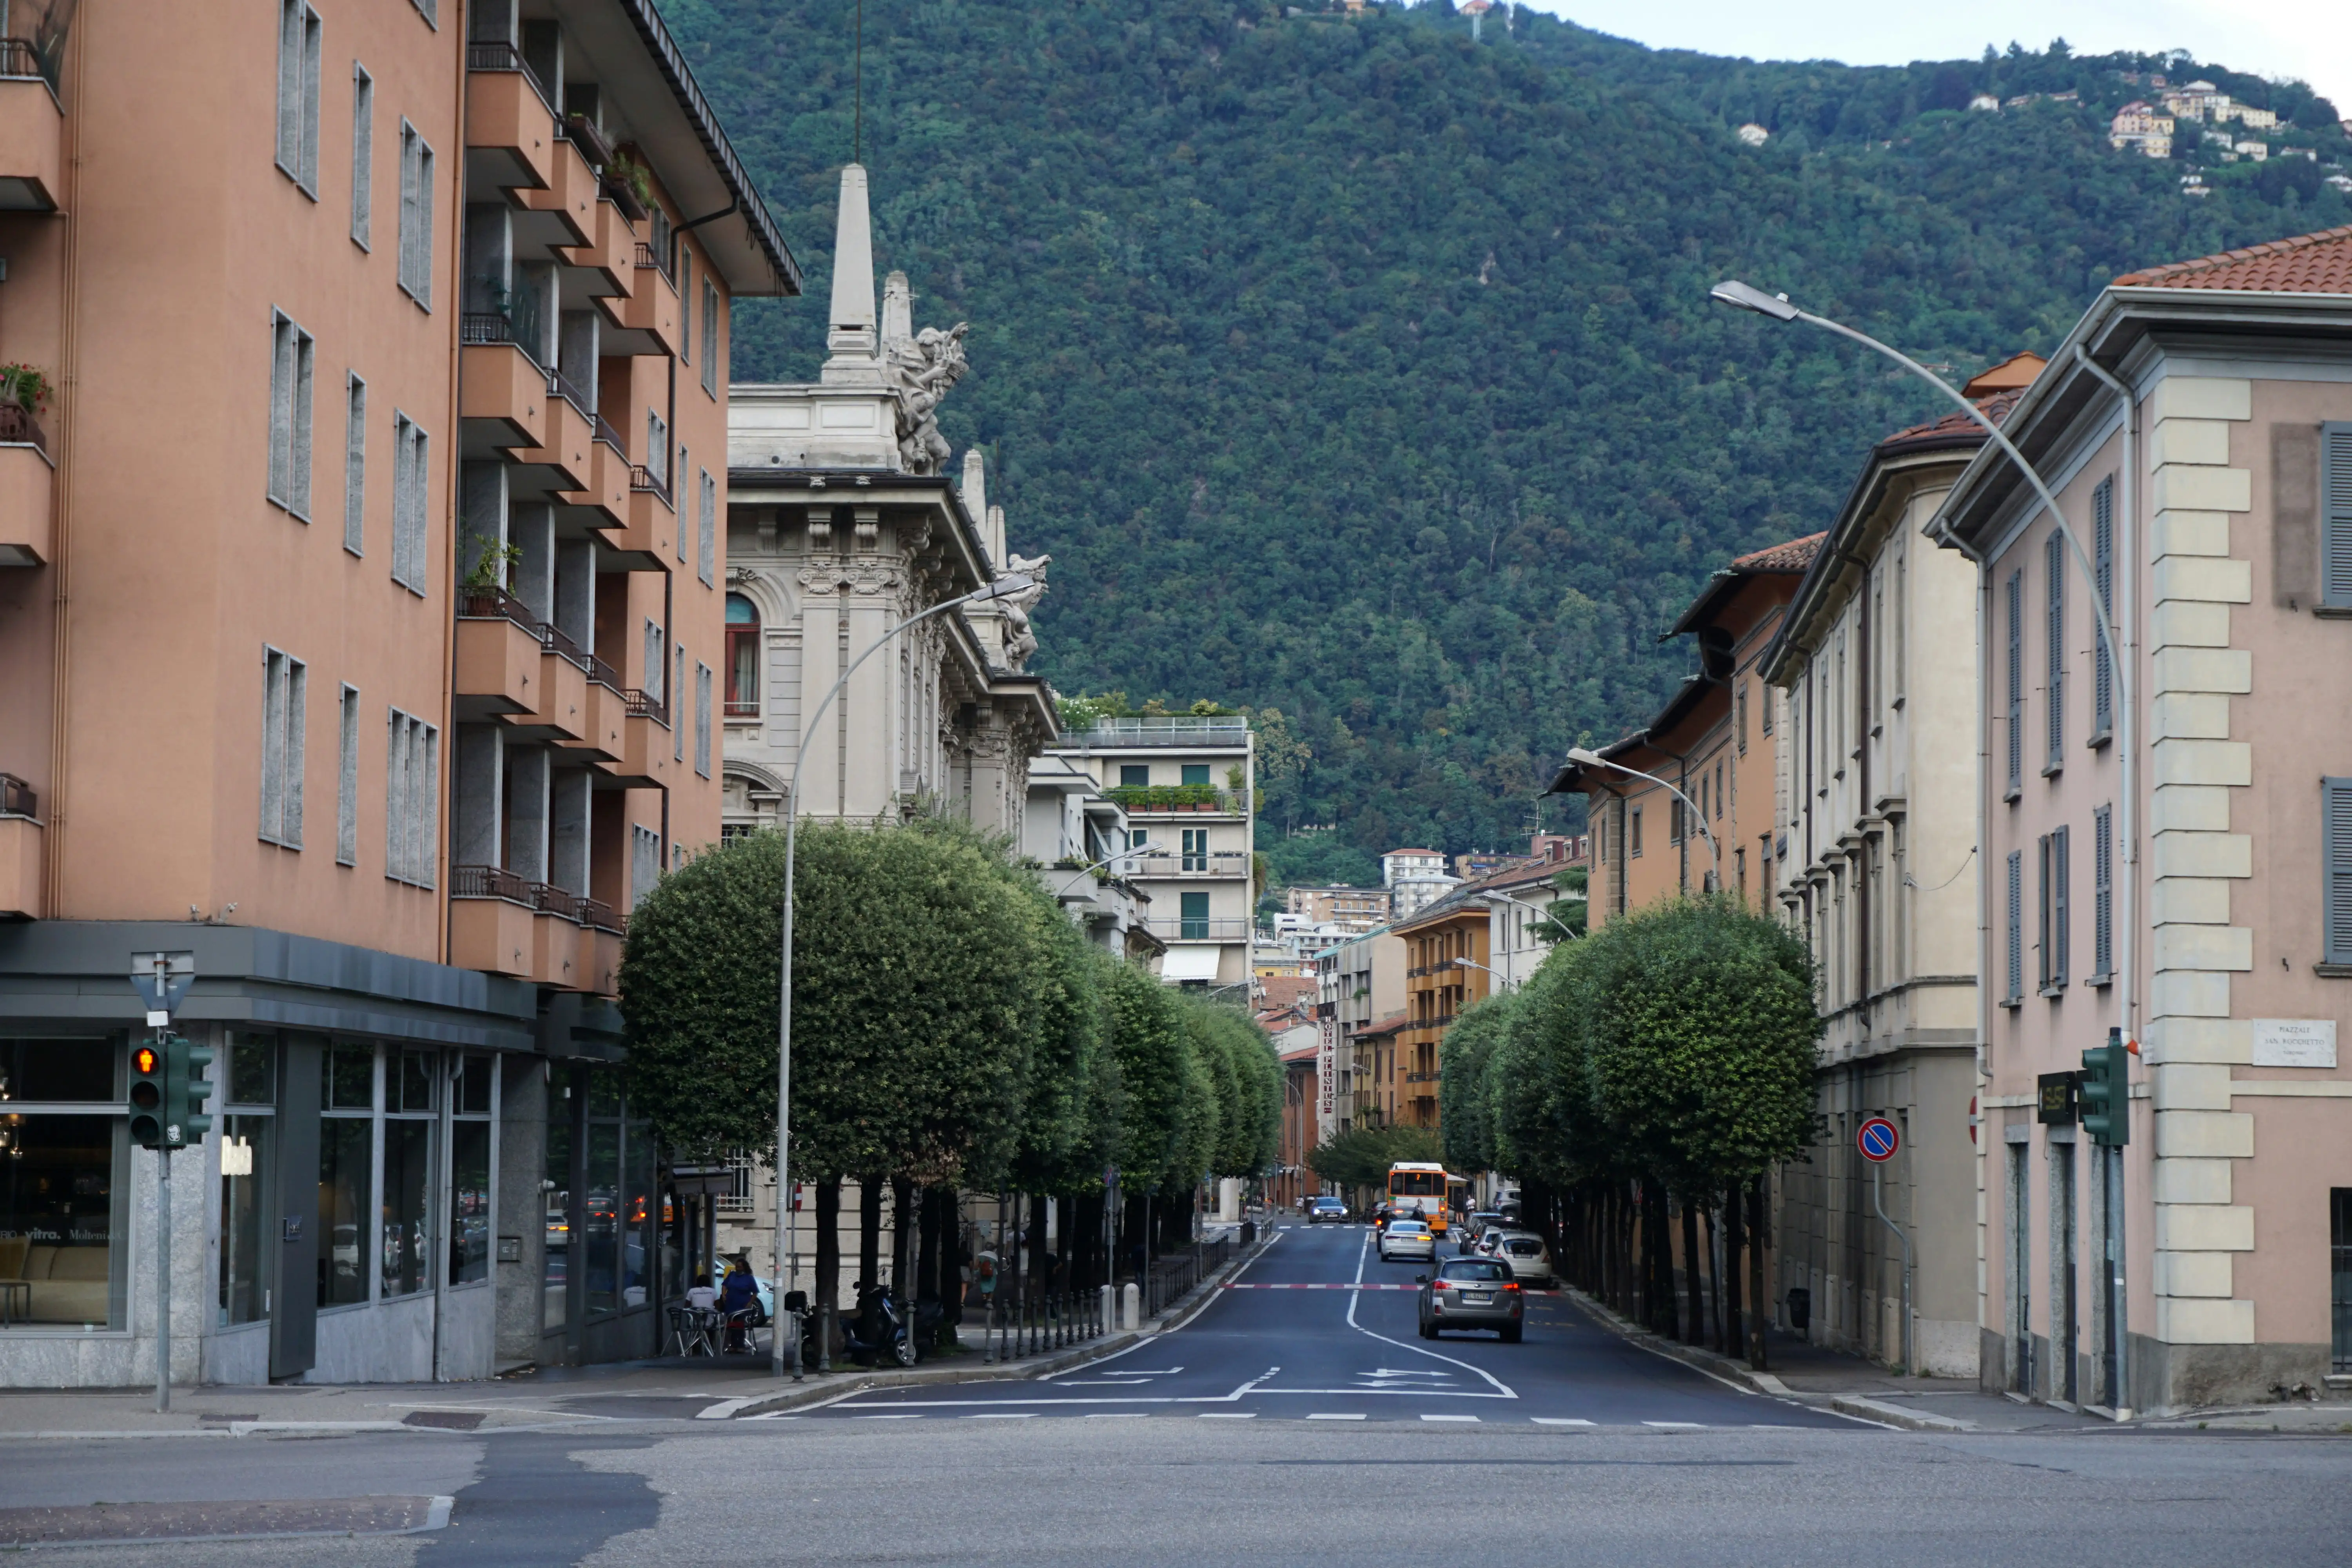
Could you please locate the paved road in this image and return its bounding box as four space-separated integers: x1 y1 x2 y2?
805 1220 1852 1427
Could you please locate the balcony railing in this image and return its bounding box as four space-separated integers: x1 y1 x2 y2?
3 29 66 94
1145 917 1251 942
549 368 593 421
1105 785 1243 815
465 40 554 114
561 112 615 169
460 310 545 371
0 403 47 456
1078 716 1251 746
459 585 592 672
1126 851 1250 878
452 865 626 935
1404 1071 1439 1084
0 773 36 819
593 412 627 454
723 697 760 720
587 654 624 693
623 688 669 729
451 864 532 904
633 240 675 287
630 465 671 509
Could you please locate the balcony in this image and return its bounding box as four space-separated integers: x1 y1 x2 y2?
1126 851 1250 880
0 774 40 919
517 130 595 247
1106 786 1245 817
563 195 635 299
448 866 535 978
598 466 675 564
453 590 547 716
1070 716 1252 749
607 690 672 789
560 417 630 529
457 330 547 451
1143 917 1251 943
462 45 557 193
0 407 53 566
522 371 593 491
563 661 628 764
0 39 63 212
606 247 680 356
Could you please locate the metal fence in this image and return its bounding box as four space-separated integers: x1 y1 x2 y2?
980 1285 1108 1365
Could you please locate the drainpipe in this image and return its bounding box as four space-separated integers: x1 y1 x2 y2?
2073 343 2136 1420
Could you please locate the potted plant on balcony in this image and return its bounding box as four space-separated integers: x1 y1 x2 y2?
603 147 653 224
0 364 49 446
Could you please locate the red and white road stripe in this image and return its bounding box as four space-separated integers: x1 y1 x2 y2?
1220 1283 1560 1295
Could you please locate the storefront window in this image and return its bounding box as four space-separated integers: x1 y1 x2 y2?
381 1050 434 1298
448 1054 494 1288
318 1043 376 1307
583 1120 620 1316
543 1076 572 1333
218 1030 276 1328
0 1039 126 1331
622 1113 651 1309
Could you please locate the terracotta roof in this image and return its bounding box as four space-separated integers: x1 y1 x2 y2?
1728 532 1825 573
2112 225 2352 294
1883 386 2025 446
1258 976 1316 1011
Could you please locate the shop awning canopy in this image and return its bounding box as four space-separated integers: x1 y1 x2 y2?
1159 946 1222 982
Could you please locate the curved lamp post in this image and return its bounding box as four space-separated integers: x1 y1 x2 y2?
1564 745 1719 886
771 572 1032 1380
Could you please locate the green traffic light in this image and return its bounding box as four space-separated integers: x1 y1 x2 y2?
2080 1027 2129 1148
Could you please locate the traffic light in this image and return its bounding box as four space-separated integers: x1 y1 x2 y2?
2080 1027 2129 1148
128 1041 165 1149
163 1032 215 1147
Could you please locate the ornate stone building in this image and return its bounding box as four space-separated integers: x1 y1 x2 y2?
721 166 1056 839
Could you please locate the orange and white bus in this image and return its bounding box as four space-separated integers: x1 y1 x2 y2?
1387 1162 1455 1237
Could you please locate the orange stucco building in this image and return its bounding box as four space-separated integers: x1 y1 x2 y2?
0 0 795 1388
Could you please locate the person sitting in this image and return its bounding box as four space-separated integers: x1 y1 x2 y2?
717 1258 760 1351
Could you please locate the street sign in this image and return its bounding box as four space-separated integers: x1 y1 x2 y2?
129 952 195 1026
1857 1117 1900 1163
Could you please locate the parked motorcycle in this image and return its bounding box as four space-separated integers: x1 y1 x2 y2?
842 1280 917 1368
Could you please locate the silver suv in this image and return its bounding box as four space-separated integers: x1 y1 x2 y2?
1416 1257 1523 1341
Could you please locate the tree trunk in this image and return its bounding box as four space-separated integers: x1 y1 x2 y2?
1748 1175 1769 1370
1723 1179 1745 1365
891 1176 916 1300
814 1180 841 1368
1708 1202 1726 1353
858 1176 882 1296
915 1185 942 1351
1681 1194 1705 1345
1647 1185 1673 1334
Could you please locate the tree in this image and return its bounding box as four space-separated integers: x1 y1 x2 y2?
1309 1123 1443 1195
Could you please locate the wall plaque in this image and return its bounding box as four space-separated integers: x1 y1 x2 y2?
2252 1018 2336 1069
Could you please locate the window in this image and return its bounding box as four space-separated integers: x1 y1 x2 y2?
219 1032 276 1328
698 468 716 585
676 446 690 561
385 707 439 888
1737 679 1749 754
2323 425 2352 609
579 1071 651 1318
1669 796 1683 847
381 1050 435 1299
336 684 359 866
449 1054 495 1288
724 594 760 717
396 120 434 307
647 411 669 488
0 1039 129 1329
1760 681 1773 735
674 646 687 761
318 1042 375 1307
1181 764 1210 788
2004 570 2023 797
275 1 321 196
643 619 666 706
701 277 721 397
342 374 366 554
694 661 711 778
2092 804 2113 984
2038 826 2070 994
1892 546 1907 706
268 312 316 518
1630 805 1644 858
631 823 662 910
679 252 692 365
390 412 428 593
2044 532 2065 773
2004 850 2024 1004
408 0 438 26
1715 762 1724 819
2091 477 2114 742
1120 765 1149 788
1182 828 1209 871
543 1065 572 1333
260 646 307 849
2325 777 2352 966
1180 890 1210 940
349 64 373 247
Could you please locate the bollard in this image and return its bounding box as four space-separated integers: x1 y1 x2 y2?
1120 1281 1140 1332
1100 1283 1114 1336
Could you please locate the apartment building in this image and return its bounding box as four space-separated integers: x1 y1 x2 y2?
1933 226 2352 1413
1046 715 1256 988
1314 924 1406 1139
1382 848 1458 920
1285 883 1391 932
1760 358 2036 1377
1023 753 1154 962
1550 534 1820 926
0 0 793 1389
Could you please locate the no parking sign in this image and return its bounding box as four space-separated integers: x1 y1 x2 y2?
1857 1117 1899 1163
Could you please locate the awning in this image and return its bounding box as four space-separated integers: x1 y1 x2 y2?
1159 946 1222 982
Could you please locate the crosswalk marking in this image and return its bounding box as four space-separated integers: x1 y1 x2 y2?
1532 1417 1595 1426
1420 1413 1480 1423
1306 1413 1367 1420
971 1412 1035 1419
1198 1412 1256 1419
1643 1421 1704 1429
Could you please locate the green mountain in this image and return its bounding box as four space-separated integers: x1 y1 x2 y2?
661 0 2348 860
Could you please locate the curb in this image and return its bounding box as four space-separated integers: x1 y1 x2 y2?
1827 1395 1977 1433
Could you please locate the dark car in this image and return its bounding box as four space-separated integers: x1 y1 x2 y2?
1306 1196 1347 1224
1416 1257 1523 1341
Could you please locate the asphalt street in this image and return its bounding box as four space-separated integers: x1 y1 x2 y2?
806 1218 1854 1426
4 1222 2348 1565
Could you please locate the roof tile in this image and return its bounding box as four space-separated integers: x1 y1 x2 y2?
1729 532 1826 572
2112 224 2352 293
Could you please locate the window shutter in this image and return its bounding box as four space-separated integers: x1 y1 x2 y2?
2325 425 2352 609
2327 778 2352 965
350 66 372 249
2092 478 2114 739
2045 532 2064 770
2005 849 2023 1001
2052 823 2069 986
2005 571 2022 793
2093 804 2113 981
284 659 306 848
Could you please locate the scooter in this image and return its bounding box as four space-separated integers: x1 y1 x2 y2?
841 1280 917 1368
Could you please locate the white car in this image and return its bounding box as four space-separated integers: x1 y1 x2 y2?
1485 1229 1554 1287
1377 1218 1436 1264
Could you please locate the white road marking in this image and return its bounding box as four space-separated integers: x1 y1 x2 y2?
1643 1421 1704 1429
1083 1412 1150 1419
1532 1417 1595 1426
858 1414 923 1420
1420 1414 1480 1422
1344 1229 1519 1400
1306 1413 1367 1420
971 1412 1035 1419
1198 1412 1255 1419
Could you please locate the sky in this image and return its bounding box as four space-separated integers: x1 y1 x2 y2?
1514 0 2352 116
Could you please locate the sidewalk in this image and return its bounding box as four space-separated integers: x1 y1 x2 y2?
0 1238 1264 1439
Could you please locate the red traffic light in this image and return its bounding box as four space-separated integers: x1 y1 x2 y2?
133 1045 159 1076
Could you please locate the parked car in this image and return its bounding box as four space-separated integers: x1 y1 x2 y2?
1416 1257 1523 1341
1306 1196 1347 1224
1377 1218 1436 1264
1461 1210 1505 1252
1485 1230 1555 1287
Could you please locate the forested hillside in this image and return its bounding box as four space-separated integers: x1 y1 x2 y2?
659 0 2348 858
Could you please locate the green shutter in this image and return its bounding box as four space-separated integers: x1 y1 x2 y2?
2323 426 2352 608
2005 572 2023 794
2005 849 2024 1001
2326 779 2352 965
2092 478 2114 739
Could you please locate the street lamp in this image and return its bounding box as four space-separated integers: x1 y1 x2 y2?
770 572 1033 1380
1563 746 1719 886
1055 841 1152 898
